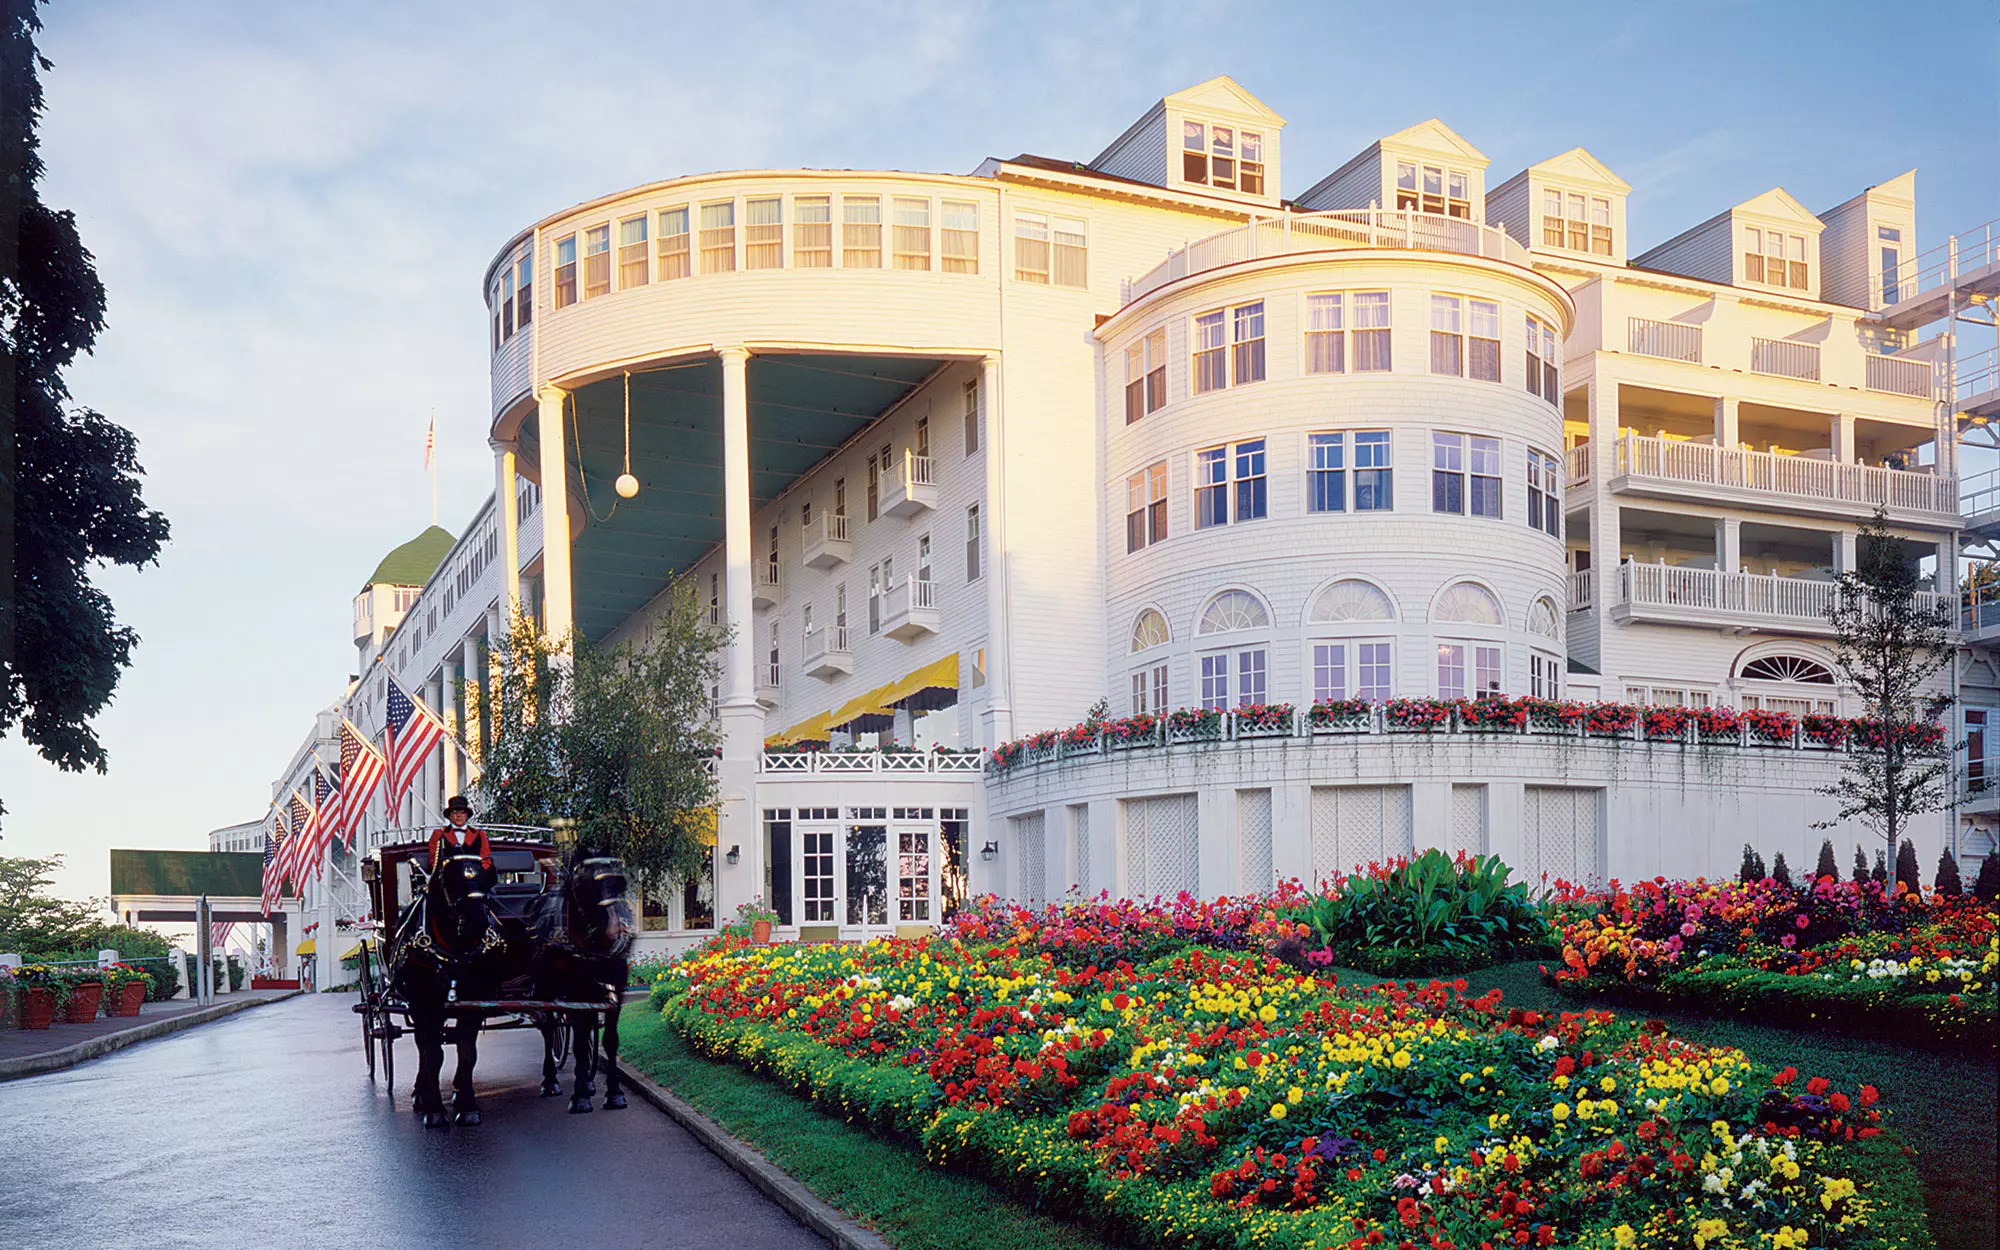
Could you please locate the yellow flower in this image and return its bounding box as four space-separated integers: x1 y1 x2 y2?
1614 1225 1636 1248
1551 1102 1571 1122
1391 1050 1412 1069
1269 1102 1287 1120
1709 1076 1730 1096
1258 1004 1278 1023
1433 1135 1450 1155
1287 1086 1304 1104
1599 1076 1616 1092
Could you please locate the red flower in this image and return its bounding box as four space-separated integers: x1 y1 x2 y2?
1859 1084 1879 1107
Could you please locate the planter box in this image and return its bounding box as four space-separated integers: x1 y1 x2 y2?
22 986 55 1030
1234 720 1293 739
1309 717 1370 735
109 981 146 1017
1527 718 1580 736
63 980 103 1023
1695 732 1742 747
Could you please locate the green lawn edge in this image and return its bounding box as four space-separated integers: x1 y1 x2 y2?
618 1006 1121 1250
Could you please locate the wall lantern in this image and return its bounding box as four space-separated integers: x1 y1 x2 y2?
725 844 741 865
979 840 999 861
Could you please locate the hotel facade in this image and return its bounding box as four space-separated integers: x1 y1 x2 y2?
234 78 2000 966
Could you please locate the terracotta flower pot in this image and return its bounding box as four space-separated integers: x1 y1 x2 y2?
63 980 104 1024
22 986 56 1030
111 981 147 1017
751 920 774 946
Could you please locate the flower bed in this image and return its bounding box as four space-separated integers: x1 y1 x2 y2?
1232 702 1295 736
1383 697 1451 732
1547 876 1998 1049
1308 698 1371 732
660 928 1916 1250
1456 697 1525 732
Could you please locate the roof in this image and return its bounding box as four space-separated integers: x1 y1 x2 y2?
109 849 267 899
363 525 455 591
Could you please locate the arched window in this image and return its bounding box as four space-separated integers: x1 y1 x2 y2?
1434 581 1503 625
1197 590 1270 635
1308 580 1396 624
1740 654 1834 684
1129 608 1171 652
1527 596 1560 639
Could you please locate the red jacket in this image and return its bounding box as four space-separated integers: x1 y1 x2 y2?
427 823 493 870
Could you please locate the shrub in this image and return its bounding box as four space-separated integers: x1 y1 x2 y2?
1935 848 1963 897
1895 839 1923 897
1872 850 1888 885
1853 844 1870 883
1770 851 1792 888
1815 839 1840 883
1739 843 1767 883
1975 855 2000 903
1270 850 1550 975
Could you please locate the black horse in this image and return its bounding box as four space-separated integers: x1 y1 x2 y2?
529 847 635 1114
388 850 506 1127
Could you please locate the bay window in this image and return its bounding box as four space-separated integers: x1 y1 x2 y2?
582 224 611 298
1306 293 1344 373
699 202 735 274
657 206 691 280
1353 291 1392 370
793 196 831 268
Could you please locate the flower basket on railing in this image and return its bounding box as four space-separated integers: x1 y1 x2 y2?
1104 712 1162 750
1519 697 1585 735
1583 702 1639 739
1307 698 1372 733
1694 706 1743 745
1456 696 1525 732
1384 698 1452 733
1166 706 1223 743
1057 723 1101 757
1231 702 1294 738
1025 729 1062 764
1800 713 1849 749
989 740 1026 772
1847 718 1944 754
1642 705 1694 742
1741 708 1796 746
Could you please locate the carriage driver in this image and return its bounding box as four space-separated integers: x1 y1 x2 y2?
427 795 494 871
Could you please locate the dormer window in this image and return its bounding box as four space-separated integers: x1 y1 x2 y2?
1182 120 1265 193
1396 162 1472 217
1745 227 1809 290
1542 189 1613 256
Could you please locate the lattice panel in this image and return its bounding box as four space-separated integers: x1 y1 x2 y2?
1124 795 1197 899
1237 789 1274 892
1524 787 1601 888
1013 811 1046 905
1070 805 1092 896
1311 786 1413 882
1449 785 1487 857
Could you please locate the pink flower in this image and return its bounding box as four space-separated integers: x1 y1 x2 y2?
1679 922 1698 938
1780 934 1796 948
1794 914 1810 930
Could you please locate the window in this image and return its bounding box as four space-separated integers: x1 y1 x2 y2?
897 828 931 922
745 197 783 269
1353 291 1392 371
1234 438 1267 520
1129 664 1169 715
868 565 882 633
1201 653 1229 710
1308 433 1345 512
1192 310 1227 393
766 524 780 586
1396 161 1417 209
501 268 515 341
1525 315 1558 403
892 198 930 270
1313 640 1393 703
1430 295 1463 375
962 378 980 454
1542 189 1613 255
1183 120 1208 182
794 196 832 268
1208 124 1235 189
1878 225 1902 305
515 253 532 328
833 478 846 519
1306 293 1344 373
491 276 503 350
1397 162 1472 216
917 532 932 586
1239 131 1265 196
843 197 881 268
1232 301 1266 383
915 415 930 460
941 200 978 273
1052 215 1087 287
1528 597 1560 640
1740 654 1835 684
582 224 611 298
657 207 691 280
1435 581 1503 625
1197 590 1269 634
835 584 847 637
1744 227 1808 289
1432 433 1497 515
1969 708 1989 791
1193 441 1265 528
1152 664 1169 711
554 234 578 308
1125 328 1167 423
767 621 780 688
965 505 982 581
1308 579 1395 623
1014 212 1049 283
1469 300 1500 381
1589 197 1612 255
1438 642 1503 699
1531 652 1562 699
1236 648 1267 706
1354 430 1393 510
1468 437 1501 517
801 826 834 922
699 202 735 274
1130 608 1171 651
709 572 720 626
1125 462 1168 552
866 454 879 520
1526 448 1561 537
1198 647 1268 710
618 215 648 288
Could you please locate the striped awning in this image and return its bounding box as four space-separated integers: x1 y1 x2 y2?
767 653 960 744
294 938 316 956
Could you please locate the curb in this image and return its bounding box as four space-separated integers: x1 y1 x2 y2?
618 1059 893 1250
0 991 303 1082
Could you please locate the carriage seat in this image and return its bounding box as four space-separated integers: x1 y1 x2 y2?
486 849 551 921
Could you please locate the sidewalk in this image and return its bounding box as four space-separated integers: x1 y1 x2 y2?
0 989 300 1081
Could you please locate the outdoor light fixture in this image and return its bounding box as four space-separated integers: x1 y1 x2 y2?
614 370 641 498
980 840 999 861
726 844 741 864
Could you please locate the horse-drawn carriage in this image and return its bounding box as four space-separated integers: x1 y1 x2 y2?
352 827 635 1125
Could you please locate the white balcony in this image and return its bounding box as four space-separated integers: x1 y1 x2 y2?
802 513 851 570
1564 443 1591 490
1627 317 1702 364
756 666 781 708
881 575 938 642
1607 435 1957 525
754 564 780 609
1749 338 1821 382
803 626 852 679
1864 354 1935 399
1567 568 1594 612
881 451 936 518
1613 560 1952 636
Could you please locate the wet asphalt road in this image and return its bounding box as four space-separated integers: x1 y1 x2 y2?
0 994 829 1250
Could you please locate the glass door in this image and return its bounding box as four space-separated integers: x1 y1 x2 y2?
842 808 890 938
796 810 841 931
893 824 935 929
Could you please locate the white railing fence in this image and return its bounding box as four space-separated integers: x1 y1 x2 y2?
1567 568 1594 611
1613 434 1955 515
903 452 934 488
1749 338 1821 381
1886 216 2000 307
1627 317 1702 363
1864 353 1936 398
760 748 984 775
1619 560 1951 625
1564 443 1590 486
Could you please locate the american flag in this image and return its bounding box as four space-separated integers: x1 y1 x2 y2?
283 787 313 887
424 411 435 471
384 675 446 814
302 768 336 878
260 821 281 915
335 718 387 849
210 921 234 951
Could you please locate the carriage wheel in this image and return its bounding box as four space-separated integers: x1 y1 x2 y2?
550 1011 572 1067
382 1013 396 1093
356 946 378 1079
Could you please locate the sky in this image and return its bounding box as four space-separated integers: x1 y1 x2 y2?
4 0 1997 902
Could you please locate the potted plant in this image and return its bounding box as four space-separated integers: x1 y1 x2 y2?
1166 706 1223 742
1742 707 1797 745
1694 705 1743 744
1583 702 1639 739
1307 698 1371 733
15 964 69 1029
1231 702 1294 736
1520 697 1585 734
1384 697 1453 733
1457 696 1524 732
734 897 780 945
102 964 153 1017
1642 705 1693 742
63 968 105 1023
1800 713 1849 749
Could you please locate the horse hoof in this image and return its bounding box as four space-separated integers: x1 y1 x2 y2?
580 1082 597 1098
540 1082 562 1098
422 1112 449 1128
454 1109 482 1126
568 1098 593 1115
604 1093 627 1110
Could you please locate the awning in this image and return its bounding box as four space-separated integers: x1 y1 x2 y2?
769 652 961 741
878 653 960 712
769 708 837 747
338 943 365 961
294 938 316 955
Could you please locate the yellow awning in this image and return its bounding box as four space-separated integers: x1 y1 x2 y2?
294 939 316 955
339 943 365 961
878 652 960 709
770 653 962 741
769 708 836 746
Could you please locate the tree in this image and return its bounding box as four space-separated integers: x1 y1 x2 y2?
1870 850 1887 885
0 2 170 823
1894 839 1922 898
1974 855 2000 904
1738 844 1766 883
1770 851 1791 888
470 578 723 891
1934 847 1963 898
1851 844 1869 883
1816 513 1953 865
1814 839 1839 884
0 851 168 955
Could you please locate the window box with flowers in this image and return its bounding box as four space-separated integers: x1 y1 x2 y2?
1105 712 1163 750
1742 708 1797 745
1024 729 1062 764
1058 723 1102 757
1642 705 1694 743
1232 703 1294 738
1307 698 1372 734
1847 718 1944 754
1384 697 1452 733
1583 702 1639 739
1694 705 1744 745
1166 706 1223 744
989 740 1027 772
1456 696 1525 732
1519 697 1585 735
1800 713 1849 749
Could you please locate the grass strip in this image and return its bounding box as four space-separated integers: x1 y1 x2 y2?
618 1006 1120 1250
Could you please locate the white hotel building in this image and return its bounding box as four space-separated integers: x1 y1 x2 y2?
245 77 2000 959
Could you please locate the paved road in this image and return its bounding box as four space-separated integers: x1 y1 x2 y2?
0 993 829 1250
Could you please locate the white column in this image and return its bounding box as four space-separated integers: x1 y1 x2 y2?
460 635 483 776
1832 413 1856 463
493 439 522 619
535 386 575 644
440 659 461 799
715 347 765 920
978 355 1013 747
1713 396 1739 449
1721 518 1742 574
1590 377 1623 634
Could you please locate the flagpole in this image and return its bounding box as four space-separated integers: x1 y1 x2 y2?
428 408 438 527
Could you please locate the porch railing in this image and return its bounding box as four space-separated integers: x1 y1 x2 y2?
1627 317 1702 363
1865 353 1935 398
759 749 984 775
1612 434 1955 515
1619 561 1952 625
1749 337 1821 381
1567 568 1594 611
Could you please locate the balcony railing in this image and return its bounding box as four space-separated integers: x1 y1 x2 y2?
802 625 853 678
1865 353 1936 398
903 451 934 487
802 512 852 569
754 563 781 608
1124 209 1529 305
1627 317 1702 363
1564 443 1590 488
1618 561 1952 630
760 748 985 775
1749 338 1821 381
1611 434 1957 517
881 575 939 641
1567 568 1594 611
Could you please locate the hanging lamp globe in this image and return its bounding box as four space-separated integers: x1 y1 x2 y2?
615 472 640 498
